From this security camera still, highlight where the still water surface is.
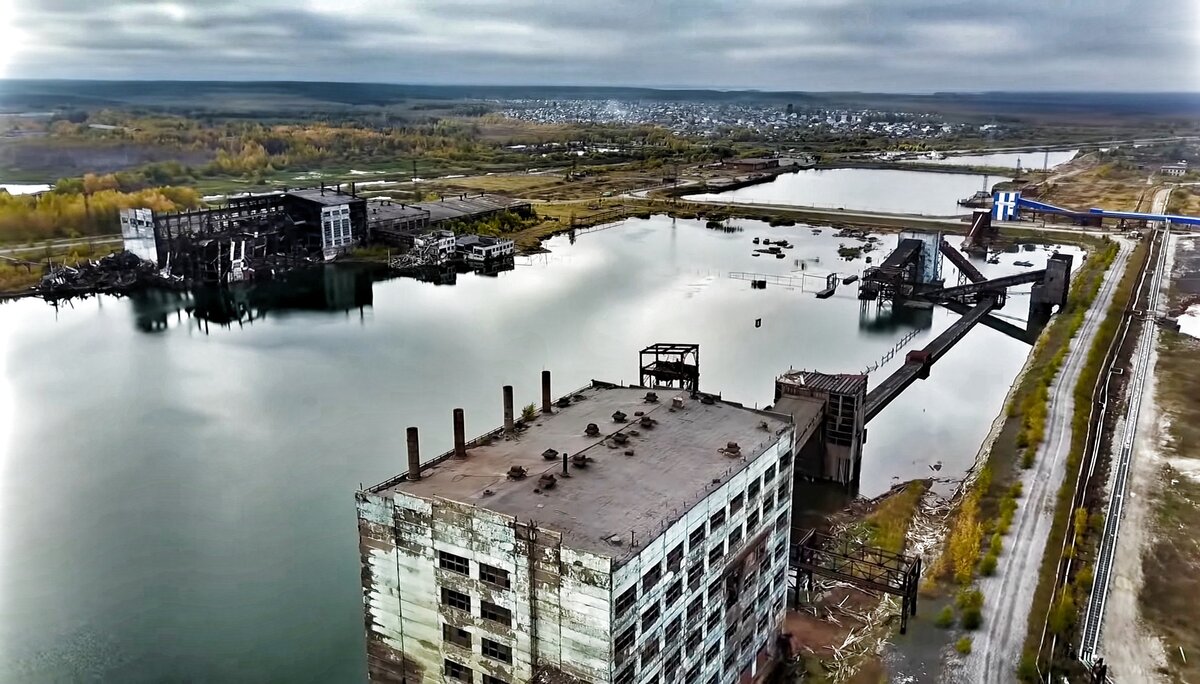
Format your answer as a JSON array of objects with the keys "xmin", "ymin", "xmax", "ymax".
[
  {"xmin": 927, "ymin": 149, "xmax": 1079, "ymax": 170},
  {"xmin": 684, "ymin": 168, "xmax": 1009, "ymax": 215},
  {"xmin": 0, "ymin": 216, "xmax": 1077, "ymax": 681}
]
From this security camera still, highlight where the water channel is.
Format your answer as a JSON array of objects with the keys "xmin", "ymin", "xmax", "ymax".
[
  {"xmin": 0, "ymin": 215, "xmax": 1081, "ymax": 681},
  {"xmin": 683, "ymin": 168, "xmax": 1010, "ymax": 216}
]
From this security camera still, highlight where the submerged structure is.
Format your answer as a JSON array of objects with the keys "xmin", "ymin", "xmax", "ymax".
[
  {"xmin": 121, "ymin": 187, "xmax": 532, "ymax": 285},
  {"xmin": 357, "ymin": 358, "xmax": 797, "ymax": 684}
]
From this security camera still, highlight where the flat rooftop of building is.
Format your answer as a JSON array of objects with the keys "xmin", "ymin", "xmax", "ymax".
[
  {"xmin": 776, "ymin": 370, "xmax": 867, "ymax": 395},
  {"xmin": 413, "ymin": 194, "xmax": 530, "ymax": 223},
  {"xmin": 374, "ymin": 384, "xmax": 791, "ymax": 563},
  {"xmin": 366, "ymin": 199, "xmax": 431, "ymax": 221},
  {"xmin": 285, "ymin": 187, "xmax": 365, "ymax": 206}
]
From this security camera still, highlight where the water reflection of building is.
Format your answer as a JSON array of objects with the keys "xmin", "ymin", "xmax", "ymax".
[
  {"xmin": 857, "ymin": 302, "xmax": 935, "ymax": 335},
  {"xmin": 129, "ymin": 266, "xmax": 374, "ymax": 332}
]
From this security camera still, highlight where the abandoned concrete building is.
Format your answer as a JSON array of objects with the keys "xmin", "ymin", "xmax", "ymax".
[{"xmin": 357, "ymin": 372, "xmax": 797, "ymax": 684}]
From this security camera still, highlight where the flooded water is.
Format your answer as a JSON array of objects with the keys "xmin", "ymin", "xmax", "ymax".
[
  {"xmin": 683, "ymin": 168, "xmax": 1009, "ymax": 216},
  {"xmin": 0, "ymin": 216, "xmax": 1079, "ymax": 682},
  {"xmin": 927, "ymin": 149, "xmax": 1079, "ymax": 170}
]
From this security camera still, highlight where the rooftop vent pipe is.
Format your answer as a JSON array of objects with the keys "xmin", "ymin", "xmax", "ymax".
[
  {"xmin": 542, "ymin": 370, "xmax": 552, "ymax": 414},
  {"xmin": 453, "ymin": 408, "xmax": 466, "ymax": 458},
  {"xmin": 406, "ymin": 427, "xmax": 421, "ymax": 480},
  {"xmin": 503, "ymin": 385, "xmax": 515, "ymax": 434}
]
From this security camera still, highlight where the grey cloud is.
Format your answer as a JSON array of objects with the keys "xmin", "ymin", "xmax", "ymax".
[{"xmin": 6, "ymin": 0, "xmax": 1198, "ymax": 91}]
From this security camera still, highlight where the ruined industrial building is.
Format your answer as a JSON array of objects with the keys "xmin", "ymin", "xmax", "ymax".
[
  {"xmin": 119, "ymin": 186, "xmax": 530, "ymax": 286},
  {"xmin": 357, "ymin": 356, "xmax": 797, "ymax": 684}
]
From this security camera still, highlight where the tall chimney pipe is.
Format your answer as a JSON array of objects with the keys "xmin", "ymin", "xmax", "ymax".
[
  {"xmin": 503, "ymin": 385, "xmax": 515, "ymax": 433},
  {"xmin": 406, "ymin": 427, "xmax": 421, "ymax": 481},
  {"xmin": 453, "ymin": 408, "xmax": 466, "ymax": 458},
  {"xmin": 562, "ymin": 451, "xmax": 569, "ymax": 476},
  {"xmin": 541, "ymin": 370, "xmax": 552, "ymax": 413}
]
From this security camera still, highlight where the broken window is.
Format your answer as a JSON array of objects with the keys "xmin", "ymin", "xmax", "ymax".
[
  {"xmin": 730, "ymin": 492, "xmax": 744, "ymax": 514},
  {"xmin": 444, "ymin": 659, "xmax": 472, "ymax": 683},
  {"xmin": 441, "ymin": 587, "xmax": 471, "ymax": 613},
  {"xmin": 641, "ymin": 635, "xmax": 660, "ymax": 664},
  {"xmin": 687, "ymin": 562, "xmax": 705, "ymax": 592},
  {"xmin": 747, "ymin": 477, "xmax": 761, "ymax": 500},
  {"xmin": 685, "ymin": 628, "xmax": 703, "ymax": 654},
  {"xmin": 778, "ymin": 480, "xmax": 790, "ymax": 499},
  {"xmin": 709, "ymin": 508, "xmax": 726, "ymax": 531},
  {"xmin": 642, "ymin": 563, "xmax": 663, "ymax": 592},
  {"xmin": 615, "ymin": 625, "xmax": 637, "ymax": 665},
  {"xmin": 664, "ymin": 616, "xmax": 682, "ymax": 643},
  {"xmin": 641, "ymin": 602, "xmax": 661, "ymax": 630},
  {"xmin": 483, "ymin": 676, "xmax": 509, "ymax": 684},
  {"xmin": 708, "ymin": 541, "xmax": 724, "ymax": 566},
  {"xmin": 665, "ymin": 579, "xmax": 683, "ymax": 607},
  {"xmin": 442, "ymin": 624, "xmax": 471, "ymax": 648},
  {"xmin": 746, "ymin": 510, "xmax": 760, "ymax": 532},
  {"xmin": 687, "ymin": 596, "xmax": 704, "ymax": 622},
  {"xmin": 775, "ymin": 511, "xmax": 789, "ymax": 532},
  {"xmin": 438, "ymin": 550, "xmax": 470, "ymax": 576},
  {"xmin": 704, "ymin": 643, "xmax": 719, "ymax": 665},
  {"xmin": 764, "ymin": 464, "xmax": 776, "ymax": 483},
  {"xmin": 615, "ymin": 585, "xmax": 638, "ymax": 618},
  {"xmin": 478, "ymin": 562, "xmax": 510, "ymax": 589},
  {"xmin": 762, "ymin": 491, "xmax": 775, "ymax": 512},
  {"xmin": 480, "ymin": 600, "xmax": 511, "ymax": 627},
  {"xmin": 482, "ymin": 638, "xmax": 513, "ymax": 665},
  {"xmin": 689, "ymin": 523, "xmax": 706, "ymax": 549},
  {"xmin": 667, "ymin": 543, "xmax": 684, "ymax": 572},
  {"xmin": 780, "ymin": 450, "xmax": 793, "ymax": 469},
  {"xmin": 728, "ymin": 524, "xmax": 743, "ymax": 550}
]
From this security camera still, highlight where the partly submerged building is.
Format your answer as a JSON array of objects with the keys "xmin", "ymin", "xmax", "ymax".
[{"xmin": 357, "ymin": 372, "xmax": 796, "ymax": 684}]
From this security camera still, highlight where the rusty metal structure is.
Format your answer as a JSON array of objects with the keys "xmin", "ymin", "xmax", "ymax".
[
  {"xmin": 790, "ymin": 529, "xmax": 922, "ymax": 633},
  {"xmin": 639, "ymin": 343, "xmax": 700, "ymax": 392}
]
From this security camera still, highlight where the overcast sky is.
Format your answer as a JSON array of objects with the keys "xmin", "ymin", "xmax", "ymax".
[{"xmin": 3, "ymin": 0, "xmax": 1198, "ymax": 91}]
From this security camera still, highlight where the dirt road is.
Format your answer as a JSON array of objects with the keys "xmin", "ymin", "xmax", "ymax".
[{"xmin": 961, "ymin": 239, "xmax": 1132, "ymax": 682}]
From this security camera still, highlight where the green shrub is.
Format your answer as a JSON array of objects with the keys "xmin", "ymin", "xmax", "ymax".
[
  {"xmin": 935, "ymin": 605, "xmax": 955, "ymax": 628},
  {"xmin": 520, "ymin": 402, "xmax": 538, "ymax": 423},
  {"xmin": 957, "ymin": 588, "xmax": 984, "ymax": 630},
  {"xmin": 1010, "ymin": 481, "xmax": 1024, "ymax": 498},
  {"xmin": 989, "ymin": 532, "xmax": 1003, "ymax": 556},
  {"xmin": 1016, "ymin": 654, "xmax": 1039, "ymax": 682},
  {"xmin": 980, "ymin": 553, "xmax": 998, "ymax": 576},
  {"xmin": 955, "ymin": 637, "xmax": 973, "ymax": 655}
]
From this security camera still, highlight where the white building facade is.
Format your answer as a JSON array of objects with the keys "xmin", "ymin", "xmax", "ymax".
[{"xmin": 321, "ymin": 203, "xmax": 355, "ymax": 254}]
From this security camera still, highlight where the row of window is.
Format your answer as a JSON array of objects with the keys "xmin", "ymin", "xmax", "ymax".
[
  {"xmin": 440, "ymin": 587, "xmax": 513, "ymax": 627},
  {"xmin": 442, "ymin": 625, "xmax": 513, "ymax": 663},
  {"xmin": 617, "ymin": 503, "xmax": 791, "ymax": 622},
  {"xmin": 437, "ymin": 550, "xmax": 512, "ymax": 589},
  {"xmin": 443, "ymin": 659, "xmax": 509, "ymax": 684},
  {"xmin": 614, "ymin": 541, "xmax": 792, "ymax": 682}
]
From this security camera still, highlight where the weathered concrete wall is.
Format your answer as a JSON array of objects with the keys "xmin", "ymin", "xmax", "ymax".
[
  {"xmin": 609, "ymin": 432, "xmax": 794, "ymax": 684},
  {"xmin": 357, "ymin": 490, "xmax": 613, "ymax": 683}
]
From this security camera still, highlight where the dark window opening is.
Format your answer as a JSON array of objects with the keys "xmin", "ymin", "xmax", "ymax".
[
  {"xmin": 478, "ymin": 562, "xmax": 510, "ymax": 589},
  {"xmin": 441, "ymin": 587, "xmax": 471, "ymax": 613},
  {"xmin": 482, "ymin": 638, "xmax": 513, "ymax": 665},
  {"xmin": 442, "ymin": 624, "xmax": 471, "ymax": 648},
  {"xmin": 438, "ymin": 550, "xmax": 470, "ymax": 576},
  {"xmin": 480, "ymin": 600, "xmax": 511, "ymax": 627},
  {"xmin": 615, "ymin": 585, "xmax": 638, "ymax": 618},
  {"xmin": 444, "ymin": 659, "xmax": 472, "ymax": 683},
  {"xmin": 667, "ymin": 543, "xmax": 684, "ymax": 571}
]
